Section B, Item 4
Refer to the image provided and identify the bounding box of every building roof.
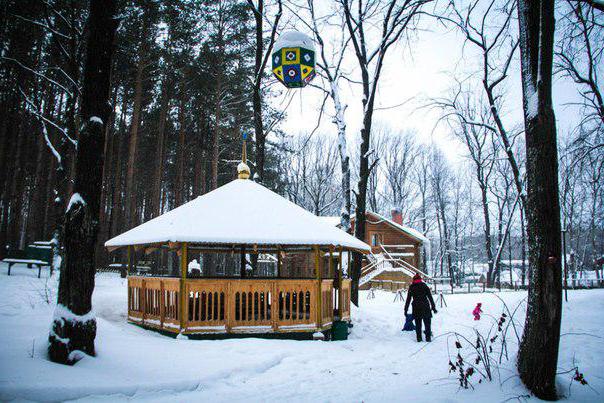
[320,211,429,244]
[317,216,342,227]
[105,179,371,253]
[365,211,430,244]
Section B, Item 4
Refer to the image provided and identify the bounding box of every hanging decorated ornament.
[272,31,316,89]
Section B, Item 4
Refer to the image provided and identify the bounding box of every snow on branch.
[19,88,77,147]
[66,193,86,213]
[2,56,74,96]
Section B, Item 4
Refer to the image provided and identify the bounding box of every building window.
[371,233,381,247]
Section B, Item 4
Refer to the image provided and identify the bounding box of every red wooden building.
[320,209,430,290]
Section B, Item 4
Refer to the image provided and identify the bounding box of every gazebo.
[105,159,370,338]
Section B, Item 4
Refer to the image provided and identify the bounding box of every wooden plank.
[128,277,331,334]
[315,246,322,329]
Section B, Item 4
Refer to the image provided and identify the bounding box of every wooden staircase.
[360,245,431,287]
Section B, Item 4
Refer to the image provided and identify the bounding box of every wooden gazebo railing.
[128,277,351,334]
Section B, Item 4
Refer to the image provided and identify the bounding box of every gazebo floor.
[127,277,351,336]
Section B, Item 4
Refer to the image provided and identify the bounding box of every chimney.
[390,208,402,225]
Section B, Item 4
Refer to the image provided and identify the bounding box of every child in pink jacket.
[473,303,483,320]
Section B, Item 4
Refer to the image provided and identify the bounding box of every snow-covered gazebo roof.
[105,179,370,253]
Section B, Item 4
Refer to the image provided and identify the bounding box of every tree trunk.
[211,70,222,191]
[516,0,562,399]
[252,2,265,184]
[352,105,373,306]
[175,78,186,206]
[49,0,117,365]
[153,77,169,217]
[124,21,148,228]
[479,180,495,287]
[110,96,128,238]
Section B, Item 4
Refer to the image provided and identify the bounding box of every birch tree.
[299,0,353,230]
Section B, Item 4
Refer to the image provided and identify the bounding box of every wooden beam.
[338,247,343,319]
[315,245,322,329]
[240,246,246,277]
[179,242,188,331]
[127,245,132,277]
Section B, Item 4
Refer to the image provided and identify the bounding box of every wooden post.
[179,242,188,331]
[160,279,165,329]
[127,245,132,277]
[277,247,281,278]
[141,278,146,324]
[315,246,322,329]
[328,247,333,320]
[347,251,351,277]
[337,247,343,319]
[240,246,246,277]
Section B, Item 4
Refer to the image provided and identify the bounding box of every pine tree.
[48,0,118,365]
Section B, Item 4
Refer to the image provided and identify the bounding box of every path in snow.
[0,264,602,402]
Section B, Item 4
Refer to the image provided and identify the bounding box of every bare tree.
[446,0,526,210]
[340,0,432,305]
[429,147,453,283]
[556,0,603,159]
[379,128,418,220]
[283,134,341,216]
[515,0,562,398]
[431,86,500,286]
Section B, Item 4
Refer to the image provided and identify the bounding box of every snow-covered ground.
[1,263,602,402]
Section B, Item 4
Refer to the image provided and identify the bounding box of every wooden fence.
[127,277,351,334]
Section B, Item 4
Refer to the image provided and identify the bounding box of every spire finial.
[238,131,251,180]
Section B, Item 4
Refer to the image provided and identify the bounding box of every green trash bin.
[332,320,349,341]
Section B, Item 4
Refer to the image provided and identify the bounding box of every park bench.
[106,262,152,277]
[3,243,53,278]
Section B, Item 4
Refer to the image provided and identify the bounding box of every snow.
[1,264,603,402]
[237,162,249,173]
[317,216,342,227]
[53,303,96,324]
[66,192,86,213]
[328,211,430,245]
[187,259,201,273]
[526,88,538,119]
[41,120,61,164]
[106,179,370,253]
[274,31,315,52]
[89,116,103,125]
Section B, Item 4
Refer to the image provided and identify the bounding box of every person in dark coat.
[404,273,437,342]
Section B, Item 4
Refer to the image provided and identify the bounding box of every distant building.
[319,209,430,290]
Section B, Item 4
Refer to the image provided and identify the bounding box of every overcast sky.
[271,3,588,164]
